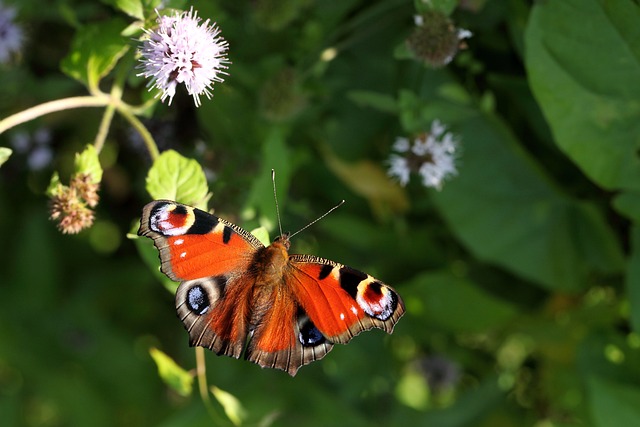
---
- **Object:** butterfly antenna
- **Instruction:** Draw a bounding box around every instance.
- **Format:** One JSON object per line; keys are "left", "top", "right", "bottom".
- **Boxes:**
{"left": 289, "top": 199, "right": 345, "bottom": 239}
{"left": 272, "top": 169, "right": 285, "bottom": 237}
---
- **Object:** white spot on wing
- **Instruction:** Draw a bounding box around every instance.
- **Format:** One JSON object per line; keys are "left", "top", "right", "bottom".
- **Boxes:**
{"left": 351, "top": 306, "right": 358, "bottom": 315}
{"left": 180, "top": 251, "right": 187, "bottom": 258}
{"left": 174, "top": 238, "right": 184, "bottom": 245}
{"left": 340, "top": 313, "right": 345, "bottom": 320}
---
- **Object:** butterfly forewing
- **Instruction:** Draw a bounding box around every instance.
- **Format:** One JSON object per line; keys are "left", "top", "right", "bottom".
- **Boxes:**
{"left": 138, "top": 200, "right": 263, "bottom": 281}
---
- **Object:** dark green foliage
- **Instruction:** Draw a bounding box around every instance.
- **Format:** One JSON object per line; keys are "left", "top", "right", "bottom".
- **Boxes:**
{"left": 1, "top": 0, "right": 639, "bottom": 426}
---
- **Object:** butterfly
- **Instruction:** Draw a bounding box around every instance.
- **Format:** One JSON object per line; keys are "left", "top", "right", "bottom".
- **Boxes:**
{"left": 138, "top": 200, "right": 405, "bottom": 376}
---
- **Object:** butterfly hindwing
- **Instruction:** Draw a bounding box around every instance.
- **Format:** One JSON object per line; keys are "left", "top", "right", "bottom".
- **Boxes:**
{"left": 176, "top": 276, "right": 254, "bottom": 359}
{"left": 139, "top": 200, "right": 264, "bottom": 360}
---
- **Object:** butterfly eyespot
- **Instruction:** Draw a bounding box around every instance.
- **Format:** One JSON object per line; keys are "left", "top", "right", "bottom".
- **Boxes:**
{"left": 356, "top": 281, "right": 397, "bottom": 321}
{"left": 186, "top": 285, "right": 210, "bottom": 315}
{"left": 298, "top": 319, "right": 326, "bottom": 347}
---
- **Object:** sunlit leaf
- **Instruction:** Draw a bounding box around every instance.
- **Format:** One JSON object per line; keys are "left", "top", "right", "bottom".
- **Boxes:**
{"left": 145, "top": 150, "right": 210, "bottom": 209}
{"left": 0, "top": 147, "right": 11, "bottom": 167}
{"left": 74, "top": 144, "right": 103, "bottom": 183}
{"left": 102, "top": 0, "right": 144, "bottom": 20}
{"left": 61, "top": 19, "right": 130, "bottom": 88}
{"left": 250, "top": 226, "right": 270, "bottom": 247}
{"left": 211, "top": 385, "right": 248, "bottom": 426}
{"left": 149, "top": 348, "right": 193, "bottom": 397}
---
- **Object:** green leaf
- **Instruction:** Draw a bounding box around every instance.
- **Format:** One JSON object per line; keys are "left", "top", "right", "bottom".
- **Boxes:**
{"left": 61, "top": 19, "right": 130, "bottom": 88}
{"left": 395, "top": 375, "right": 504, "bottom": 426}
{"left": 0, "top": 147, "right": 11, "bottom": 167}
{"left": 431, "top": 112, "right": 624, "bottom": 291}
{"left": 46, "top": 172, "right": 64, "bottom": 197}
{"left": 587, "top": 375, "right": 640, "bottom": 426}
{"left": 211, "top": 386, "right": 248, "bottom": 426}
{"left": 101, "top": 0, "right": 144, "bottom": 19}
{"left": 74, "top": 145, "right": 103, "bottom": 183}
{"left": 626, "top": 226, "right": 640, "bottom": 333}
{"left": 244, "top": 126, "right": 294, "bottom": 229}
{"left": 525, "top": 0, "right": 640, "bottom": 191}
{"left": 613, "top": 191, "right": 640, "bottom": 222}
{"left": 249, "top": 226, "right": 270, "bottom": 247}
{"left": 145, "top": 150, "right": 210, "bottom": 209}
{"left": 130, "top": 229, "right": 177, "bottom": 293}
{"left": 415, "top": 0, "right": 458, "bottom": 15}
{"left": 347, "top": 90, "right": 398, "bottom": 114}
{"left": 149, "top": 348, "right": 193, "bottom": 397}
{"left": 404, "top": 271, "right": 517, "bottom": 333}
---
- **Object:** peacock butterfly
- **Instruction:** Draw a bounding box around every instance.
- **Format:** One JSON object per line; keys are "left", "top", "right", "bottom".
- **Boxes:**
{"left": 138, "top": 200, "right": 404, "bottom": 375}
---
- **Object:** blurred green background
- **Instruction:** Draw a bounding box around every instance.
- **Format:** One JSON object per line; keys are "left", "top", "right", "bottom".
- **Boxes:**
{"left": 1, "top": 0, "right": 640, "bottom": 426}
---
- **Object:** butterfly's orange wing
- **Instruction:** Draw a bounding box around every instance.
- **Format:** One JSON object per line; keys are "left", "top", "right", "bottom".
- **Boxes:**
{"left": 246, "top": 252, "right": 405, "bottom": 375}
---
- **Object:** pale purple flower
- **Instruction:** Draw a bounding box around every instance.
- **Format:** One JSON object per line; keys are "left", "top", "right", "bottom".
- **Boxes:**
{"left": 387, "top": 120, "right": 459, "bottom": 190}
{"left": 138, "top": 8, "right": 229, "bottom": 107}
{"left": 0, "top": 2, "right": 23, "bottom": 64}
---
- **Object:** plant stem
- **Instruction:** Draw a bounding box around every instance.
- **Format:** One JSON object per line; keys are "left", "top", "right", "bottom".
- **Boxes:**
{"left": 195, "top": 347, "right": 227, "bottom": 425}
{"left": 115, "top": 104, "right": 160, "bottom": 160}
{"left": 0, "top": 96, "right": 110, "bottom": 135}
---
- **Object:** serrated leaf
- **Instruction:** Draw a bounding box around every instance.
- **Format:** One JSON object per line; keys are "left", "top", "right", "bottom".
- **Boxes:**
{"left": 145, "top": 150, "right": 210, "bottom": 209}
{"left": 0, "top": 147, "right": 11, "bottom": 167}
{"left": 211, "top": 386, "right": 247, "bottom": 426}
{"left": 74, "top": 145, "right": 103, "bottom": 183}
{"left": 101, "top": 0, "right": 144, "bottom": 20}
{"left": 61, "top": 19, "right": 130, "bottom": 88}
{"left": 149, "top": 348, "right": 193, "bottom": 397}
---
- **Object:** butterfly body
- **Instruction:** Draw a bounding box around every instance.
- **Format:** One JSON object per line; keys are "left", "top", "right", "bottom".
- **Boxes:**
{"left": 139, "top": 200, "right": 404, "bottom": 375}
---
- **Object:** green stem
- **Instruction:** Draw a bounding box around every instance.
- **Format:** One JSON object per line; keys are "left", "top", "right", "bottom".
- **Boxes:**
{"left": 195, "top": 347, "right": 227, "bottom": 425}
{"left": 94, "top": 54, "right": 131, "bottom": 154}
{"left": 115, "top": 104, "right": 160, "bottom": 160}
{"left": 0, "top": 96, "right": 110, "bottom": 135}
{"left": 94, "top": 92, "right": 120, "bottom": 155}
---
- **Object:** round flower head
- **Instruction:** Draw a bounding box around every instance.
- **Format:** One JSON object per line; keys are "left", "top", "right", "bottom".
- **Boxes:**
{"left": 138, "top": 8, "right": 229, "bottom": 107}
{"left": 406, "top": 11, "right": 471, "bottom": 68}
{"left": 0, "top": 2, "right": 24, "bottom": 64}
{"left": 387, "top": 120, "right": 459, "bottom": 190}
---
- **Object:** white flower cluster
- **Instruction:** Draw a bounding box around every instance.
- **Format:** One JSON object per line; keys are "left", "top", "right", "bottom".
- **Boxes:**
{"left": 388, "top": 120, "right": 459, "bottom": 190}
{"left": 138, "top": 8, "right": 229, "bottom": 107}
